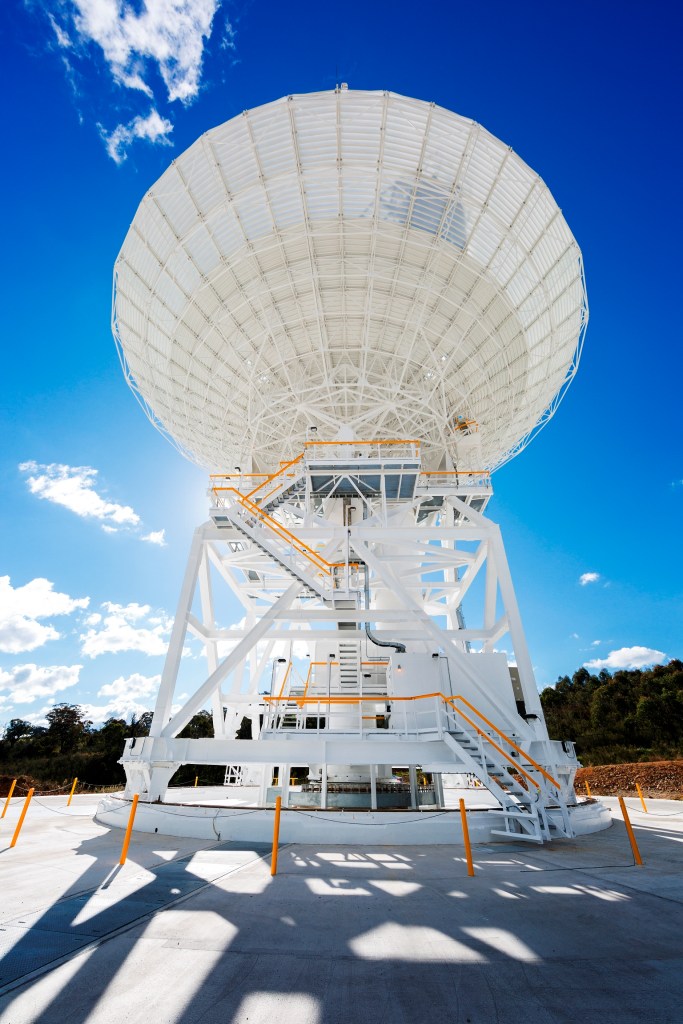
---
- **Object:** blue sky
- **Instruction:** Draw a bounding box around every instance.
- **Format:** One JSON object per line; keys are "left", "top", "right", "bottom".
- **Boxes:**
{"left": 1, "top": 0, "right": 681, "bottom": 728}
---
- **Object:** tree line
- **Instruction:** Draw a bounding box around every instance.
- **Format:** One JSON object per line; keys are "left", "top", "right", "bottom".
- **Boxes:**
{"left": 1, "top": 659, "right": 681, "bottom": 788}
{"left": 540, "top": 659, "right": 683, "bottom": 765}
{"left": 0, "top": 705, "right": 222, "bottom": 790}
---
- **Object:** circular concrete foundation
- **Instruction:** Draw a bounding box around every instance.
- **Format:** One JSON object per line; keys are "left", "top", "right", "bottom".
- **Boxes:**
{"left": 96, "top": 791, "right": 611, "bottom": 845}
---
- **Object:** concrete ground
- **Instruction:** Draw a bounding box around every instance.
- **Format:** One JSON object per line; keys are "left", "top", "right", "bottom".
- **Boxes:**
{"left": 0, "top": 793, "right": 681, "bottom": 1023}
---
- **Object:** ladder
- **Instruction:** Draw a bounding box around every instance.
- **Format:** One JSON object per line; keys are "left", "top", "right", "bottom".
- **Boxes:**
{"left": 338, "top": 639, "right": 361, "bottom": 695}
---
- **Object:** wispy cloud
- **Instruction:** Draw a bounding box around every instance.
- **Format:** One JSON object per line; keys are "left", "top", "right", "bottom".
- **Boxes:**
{"left": 20, "top": 461, "right": 165, "bottom": 543}
{"left": 584, "top": 646, "right": 667, "bottom": 671}
{"left": 0, "top": 577, "right": 89, "bottom": 654}
{"left": 48, "top": 12, "right": 73, "bottom": 49}
{"left": 70, "top": 0, "right": 220, "bottom": 102}
{"left": 0, "top": 663, "right": 82, "bottom": 706}
{"left": 579, "top": 572, "right": 600, "bottom": 586}
{"left": 20, "top": 461, "right": 140, "bottom": 527}
{"left": 80, "top": 601, "right": 171, "bottom": 658}
{"left": 99, "top": 108, "right": 173, "bottom": 164}
{"left": 44, "top": 1, "right": 228, "bottom": 161}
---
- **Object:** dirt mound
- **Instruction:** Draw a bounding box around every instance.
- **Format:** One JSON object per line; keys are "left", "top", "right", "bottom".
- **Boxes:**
{"left": 0, "top": 774, "right": 37, "bottom": 798}
{"left": 575, "top": 760, "right": 683, "bottom": 800}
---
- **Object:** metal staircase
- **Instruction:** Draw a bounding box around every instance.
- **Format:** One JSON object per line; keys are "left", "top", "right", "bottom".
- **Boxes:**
{"left": 221, "top": 504, "right": 327, "bottom": 598}
{"left": 440, "top": 702, "right": 573, "bottom": 842}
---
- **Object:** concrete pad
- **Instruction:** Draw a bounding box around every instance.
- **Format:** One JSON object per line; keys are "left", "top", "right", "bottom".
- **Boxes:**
{"left": 0, "top": 796, "right": 680, "bottom": 1022}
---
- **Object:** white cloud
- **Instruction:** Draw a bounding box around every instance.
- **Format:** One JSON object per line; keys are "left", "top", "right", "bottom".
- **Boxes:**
{"left": 579, "top": 572, "right": 600, "bottom": 586}
{"left": 591, "top": 640, "right": 601, "bottom": 647}
{"left": 48, "top": 12, "right": 74, "bottom": 49}
{"left": 80, "top": 601, "right": 171, "bottom": 658}
{"left": 0, "top": 664, "right": 82, "bottom": 705}
{"left": 79, "top": 700, "right": 148, "bottom": 725}
{"left": 142, "top": 528, "right": 166, "bottom": 547}
{"left": 22, "top": 707, "right": 54, "bottom": 726}
{"left": 569, "top": 632, "right": 579, "bottom": 640}
{"left": 584, "top": 646, "right": 667, "bottom": 671}
{"left": 99, "top": 107, "right": 173, "bottom": 163}
{"left": 66, "top": 0, "right": 220, "bottom": 103}
{"left": 20, "top": 461, "right": 140, "bottom": 527}
{"left": 98, "top": 671, "right": 160, "bottom": 699}
{"left": 0, "top": 577, "right": 89, "bottom": 654}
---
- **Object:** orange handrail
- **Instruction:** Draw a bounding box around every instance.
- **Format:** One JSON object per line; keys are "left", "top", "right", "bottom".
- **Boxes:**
{"left": 214, "top": 484, "right": 361, "bottom": 581}
{"left": 443, "top": 694, "right": 559, "bottom": 789}
{"left": 297, "top": 660, "right": 339, "bottom": 706}
{"left": 262, "top": 690, "right": 560, "bottom": 790}
{"left": 238, "top": 493, "right": 360, "bottom": 573}
{"left": 245, "top": 453, "right": 305, "bottom": 500}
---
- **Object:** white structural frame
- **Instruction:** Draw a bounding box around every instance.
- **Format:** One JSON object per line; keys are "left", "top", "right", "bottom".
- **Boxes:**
{"left": 111, "top": 90, "right": 594, "bottom": 844}
{"left": 121, "top": 443, "right": 581, "bottom": 843}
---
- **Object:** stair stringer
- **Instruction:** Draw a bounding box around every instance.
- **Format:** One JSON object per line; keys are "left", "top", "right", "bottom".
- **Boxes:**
{"left": 442, "top": 731, "right": 572, "bottom": 843}
{"left": 222, "top": 505, "right": 328, "bottom": 598}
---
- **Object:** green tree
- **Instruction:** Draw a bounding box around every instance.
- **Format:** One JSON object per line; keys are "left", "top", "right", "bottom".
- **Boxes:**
{"left": 46, "top": 704, "right": 92, "bottom": 754}
{"left": 3, "top": 719, "right": 34, "bottom": 746}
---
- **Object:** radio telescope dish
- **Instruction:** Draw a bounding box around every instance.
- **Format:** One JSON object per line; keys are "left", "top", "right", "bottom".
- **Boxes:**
{"left": 113, "top": 89, "right": 587, "bottom": 472}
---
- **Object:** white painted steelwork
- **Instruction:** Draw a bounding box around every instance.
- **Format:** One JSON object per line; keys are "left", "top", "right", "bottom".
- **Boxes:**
{"left": 113, "top": 89, "right": 587, "bottom": 473}
{"left": 110, "top": 91, "right": 600, "bottom": 844}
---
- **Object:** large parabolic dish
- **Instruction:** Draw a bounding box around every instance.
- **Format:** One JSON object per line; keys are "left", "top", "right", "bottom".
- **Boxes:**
{"left": 113, "top": 89, "right": 587, "bottom": 472}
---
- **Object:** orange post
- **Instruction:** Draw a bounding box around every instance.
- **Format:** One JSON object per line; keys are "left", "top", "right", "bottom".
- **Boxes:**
{"left": 10, "top": 788, "right": 34, "bottom": 848}
{"left": 459, "top": 798, "right": 475, "bottom": 877}
{"left": 271, "top": 795, "right": 282, "bottom": 876}
{"left": 1, "top": 778, "right": 17, "bottom": 819}
{"left": 618, "top": 795, "right": 644, "bottom": 866}
{"left": 635, "top": 782, "right": 648, "bottom": 814}
{"left": 584, "top": 779, "right": 592, "bottom": 798}
{"left": 67, "top": 777, "right": 78, "bottom": 807}
{"left": 119, "top": 794, "right": 139, "bottom": 865}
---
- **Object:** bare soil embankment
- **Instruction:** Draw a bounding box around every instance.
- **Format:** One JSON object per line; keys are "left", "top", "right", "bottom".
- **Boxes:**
{"left": 575, "top": 760, "right": 683, "bottom": 800}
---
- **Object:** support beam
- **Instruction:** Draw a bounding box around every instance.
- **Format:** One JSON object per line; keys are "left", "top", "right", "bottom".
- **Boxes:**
{"left": 150, "top": 526, "right": 205, "bottom": 738}
{"left": 161, "top": 582, "right": 301, "bottom": 738}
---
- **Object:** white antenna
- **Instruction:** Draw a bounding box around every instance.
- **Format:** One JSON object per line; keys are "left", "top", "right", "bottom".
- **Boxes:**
{"left": 113, "top": 90, "right": 587, "bottom": 475}
{"left": 104, "top": 91, "right": 604, "bottom": 847}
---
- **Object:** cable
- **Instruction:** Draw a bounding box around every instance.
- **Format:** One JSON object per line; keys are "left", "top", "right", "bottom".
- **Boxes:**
{"left": 622, "top": 802, "right": 683, "bottom": 819}
{"left": 286, "top": 808, "right": 451, "bottom": 825}
{"left": 520, "top": 855, "right": 637, "bottom": 872}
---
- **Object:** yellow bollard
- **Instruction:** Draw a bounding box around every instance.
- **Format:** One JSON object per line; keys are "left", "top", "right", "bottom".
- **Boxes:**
{"left": 10, "top": 788, "right": 34, "bottom": 848}
{"left": 67, "top": 777, "right": 78, "bottom": 807}
{"left": 618, "top": 795, "right": 643, "bottom": 866}
{"left": 459, "top": 798, "right": 475, "bottom": 877}
{"left": 270, "top": 795, "right": 282, "bottom": 876}
{"left": 194, "top": 776, "right": 199, "bottom": 788}
{"left": 635, "top": 782, "right": 648, "bottom": 814}
{"left": 1, "top": 779, "right": 17, "bottom": 819}
{"left": 119, "top": 795, "right": 140, "bottom": 866}
{"left": 584, "top": 779, "right": 592, "bottom": 798}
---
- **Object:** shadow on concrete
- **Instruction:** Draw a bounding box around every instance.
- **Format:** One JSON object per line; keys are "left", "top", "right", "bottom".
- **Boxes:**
{"left": 0, "top": 815, "right": 681, "bottom": 1024}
